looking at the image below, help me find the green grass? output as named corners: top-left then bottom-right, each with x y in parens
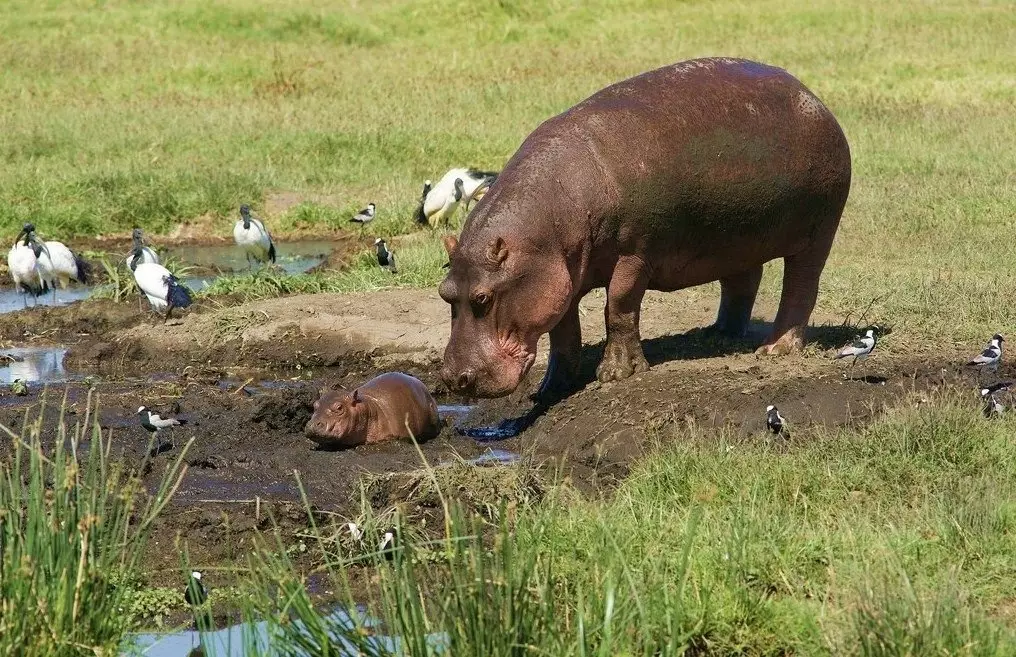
top-left (238, 391), bottom-right (1016, 655)
top-left (0, 392), bottom-right (190, 655)
top-left (1, 0), bottom-right (1012, 340)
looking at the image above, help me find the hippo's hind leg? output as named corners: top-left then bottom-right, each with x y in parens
top-left (597, 255), bottom-right (650, 383)
top-left (713, 265), bottom-right (764, 338)
top-left (757, 223), bottom-right (838, 356)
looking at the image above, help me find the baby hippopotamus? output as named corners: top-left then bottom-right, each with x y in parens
top-left (304, 372), bottom-right (441, 449)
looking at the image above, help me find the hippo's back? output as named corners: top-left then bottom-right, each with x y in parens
top-left (362, 373), bottom-right (440, 439)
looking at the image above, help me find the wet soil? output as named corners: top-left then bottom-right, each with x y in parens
top-left (0, 281), bottom-right (1003, 625)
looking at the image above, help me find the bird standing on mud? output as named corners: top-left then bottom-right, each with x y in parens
top-left (967, 333), bottom-right (1004, 373)
top-left (765, 405), bottom-right (789, 438)
top-left (138, 405), bottom-right (187, 452)
top-left (233, 205), bottom-right (276, 269)
top-left (7, 224), bottom-right (47, 307)
top-left (834, 327), bottom-right (878, 377)
top-left (374, 238), bottom-right (397, 274)
top-left (350, 202), bottom-right (376, 226)
top-left (130, 260), bottom-right (193, 321)
top-left (980, 381), bottom-right (1010, 419)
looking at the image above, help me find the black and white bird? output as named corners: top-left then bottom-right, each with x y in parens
top-left (233, 205), bottom-right (276, 269)
top-left (138, 405), bottom-right (187, 452)
top-left (419, 168), bottom-right (498, 226)
top-left (184, 571), bottom-right (207, 606)
top-left (765, 405), bottom-right (788, 437)
top-left (374, 238), bottom-right (397, 274)
top-left (378, 526), bottom-right (397, 561)
top-left (422, 178), bottom-right (465, 227)
top-left (126, 228), bottom-right (160, 270)
top-left (7, 226), bottom-right (47, 307)
top-left (344, 522), bottom-right (364, 543)
top-left (130, 261), bottom-right (193, 321)
top-left (834, 327), bottom-right (878, 375)
top-left (350, 202), bottom-right (376, 225)
top-left (35, 237), bottom-right (91, 303)
top-left (414, 181), bottom-right (433, 226)
top-left (967, 333), bottom-right (1004, 372)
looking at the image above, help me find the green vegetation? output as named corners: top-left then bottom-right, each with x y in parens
top-left (2, 0), bottom-right (1015, 654)
top-left (238, 392), bottom-right (1016, 654)
top-left (1, 0), bottom-right (1012, 339)
top-left (0, 394), bottom-right (189, 655)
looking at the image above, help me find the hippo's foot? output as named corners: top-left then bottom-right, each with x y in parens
top-left (596, 341), bottom-right (650, 383)
top-left (755, 327), bottom-right (806, 356)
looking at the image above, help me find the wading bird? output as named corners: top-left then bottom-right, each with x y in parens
top-left (184, 571), bottom-right (213, 633)
top-left (233, 205), bottom-right (276, 269)
top-left (967, 333), bottom-right (1004, 373)
top-left (374, 238), bottom-right (397, 274)
top-left (7, 227), bottom-right (47, 307)
top-left (980, 381), bottom-right (1010, 419)
top-left (350, 202), bottom-right (376, 226)
top-left (126, 228), bottom-right (159, 269)
top-left (35, 237), bottom-right (91, 304)
top-left (130, 261), bottom-right (193, 321)
top-left (425, 178), bottom-right (465, 227)
top-left (138, 405), bottom-right (187, 452)
top-left (834, 327), bottom-right (878, 377)
top-left (765, 405), bottom-right (789, 438)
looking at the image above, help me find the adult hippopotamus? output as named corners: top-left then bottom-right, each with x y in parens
top-left (304, 373), bottom-right (440, 448)
top-left (439, 57), bottom-right (851, 400)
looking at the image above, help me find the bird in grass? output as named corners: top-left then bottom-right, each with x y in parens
top-left (233, 205), bottom-right (276, 269)
top-left (374, 238), bottom-right (397, 274)
top-left (344, 522), bottom-right (364, 543)
top-left (35, 237), bottom-right (91, 304)
top-left (184, 571), bottom-right (213, 632)
top-left (130, 261), bottom-right (193, 321)
top-left (138, 405), bottom-right (187, 452)
top-left (980, 381), bottom-right (1010, 419)
top-left (967, 333), bottom-right (1004, 373)
top-left (7, 226), bottom-right (47, 307)
top-left (423, 178), bottom-right (465, 227)
top-left (414, 181), bottom-right (433, 226)
top-left (834, 327), bottom-right (878, 376)
top-left (378, 526), bottom-right (398, 561)
top-left (765, 405), bottom-right (789, 438)
top-left (420, 168), bottom-right (498, 226)
top-left (350, 203), bottom-right (376, 226)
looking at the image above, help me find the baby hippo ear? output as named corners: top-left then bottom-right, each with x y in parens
top-left (351, 389), bottom-right (361, 405)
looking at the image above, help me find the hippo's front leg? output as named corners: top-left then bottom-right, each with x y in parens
top-left (533, 300), bottom-right (583, 403)
top-left (596, 256), bottom-right (650, 383)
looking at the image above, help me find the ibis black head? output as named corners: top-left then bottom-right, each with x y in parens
top-left (453, 178), bottom-right (464, 201)
top-left (239, 204), bottom-right (251, 218)
top-left (131, 227), bottom-right (143, 240)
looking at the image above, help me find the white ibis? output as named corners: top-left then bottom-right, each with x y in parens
top-left (35, 239), bottom-right (91, 303)
top-left (130, 261), bottom-right (193, 321)
top-left (7, 225), bottom-right (47, 307)
top-left (126, 228), bottom-right (160, 269)
top-left (420, 168), bottom-right (498, 225)
top-left (233, 205), bottom-right (276, 269)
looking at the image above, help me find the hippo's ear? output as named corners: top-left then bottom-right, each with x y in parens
top-left (351, 389), bottom-right (361, 405)
top-left (486, 236), bottom-right (508, 267)
top-left (442, 235), bottom-right (458, 258)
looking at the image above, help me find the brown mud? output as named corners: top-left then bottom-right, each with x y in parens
top-left (0, 281), bottom-right (1002, 625)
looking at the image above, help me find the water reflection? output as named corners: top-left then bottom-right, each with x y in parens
top-left (0, 347), bottom-right (69, 384)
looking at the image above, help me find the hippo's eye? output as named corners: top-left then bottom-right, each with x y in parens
top-left (470, 291), bottom-right (491, 317)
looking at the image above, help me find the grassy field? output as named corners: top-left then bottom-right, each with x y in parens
top-left (4, 0), bottom-right (1016, 654)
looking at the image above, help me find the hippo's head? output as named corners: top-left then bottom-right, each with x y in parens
top-left (304, 387), bottom-right (367, 447)
top-left (439, 232), bottom-right (572, 397)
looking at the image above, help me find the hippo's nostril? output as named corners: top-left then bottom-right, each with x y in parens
top-left (456, 369), bottom-right (476, 392)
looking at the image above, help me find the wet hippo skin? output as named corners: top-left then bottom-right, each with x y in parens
top-left (305, 372), bottom-right (440, 448)
top-left (438, 57), bottom-right (851, 400)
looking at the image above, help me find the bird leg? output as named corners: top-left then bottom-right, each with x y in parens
top-left (164, 304), bottom-right (175, 323)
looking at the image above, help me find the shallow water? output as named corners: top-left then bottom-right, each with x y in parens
top-left (166, 241), bottom-right (332, 276)
top-left (0, 346), bottom-right (72, 384)
top-left (126, 607), bottom-right (444, 656)
top-left (0, 240), bottom-right (333, 316)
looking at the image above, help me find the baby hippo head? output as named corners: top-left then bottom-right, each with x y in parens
top-left (304, 387), bottom-right (367, 448)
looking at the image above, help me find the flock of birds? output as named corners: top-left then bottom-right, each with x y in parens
top-left (764, 329), bottom-right (1009, 438)
top-left (5, 165), bottom-right (498, 321)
